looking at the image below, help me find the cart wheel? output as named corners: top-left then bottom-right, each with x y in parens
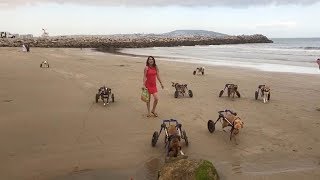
top-left (151, 131), bottom-right (159, 147)
top-left (111, 94), bottom-right (115, 102)
top-left (182, 130), bottom-right (189, 146)
top-left (268, 93), bottom-right (271, 100)
top-left (174, 91), bottom-right (179, 98)
top-left (207, 120), bottom-right (215, 133)
top-left (255, 91), bottom-right (258, 100)
top-left (236, 91), bottom-right (241, 98)
top-left (47, 64), bottom-right (49, 68)
top-left (95, 94), bottom-right (99, 103)
top-left (202, 71), bottom-right (204, 75)
top-left (193, 71), bottom-right (196, 75)
top-left (188, 90), bottom-right (193, 98)
top-left (40, 64), bottom-right (42, 68)
top-left (219, 90), bottom-right (224, 97)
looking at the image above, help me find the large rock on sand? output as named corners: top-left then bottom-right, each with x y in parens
top-left (158, 156), bottom-right (219, 180)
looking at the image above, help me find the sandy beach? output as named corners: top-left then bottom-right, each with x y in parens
top-left (1, 47), bottom-right (320, 180)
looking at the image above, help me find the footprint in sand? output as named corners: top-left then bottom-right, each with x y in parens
top-left (231, 163), bottom-right (242, 174)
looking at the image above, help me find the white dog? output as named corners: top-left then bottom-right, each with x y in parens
top-left (262, 86), bottom-right (270, 103)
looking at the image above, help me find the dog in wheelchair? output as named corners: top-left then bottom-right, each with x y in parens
top-left (95, 86), bottom-right (115, 106)
top-left (40, 61), bottom-right (49, 68)
top-left (219, 84), bottom-right (241, 98)
top-left (193, 67), bottom-right (205, 75)
top-left (208, 110), bottom-right (244, 144)
top-left (171, 82), bottom-right (193, 98)
top-left (151, 119), bottom-right (189, 157)
top-left (255, 85), bottom-right (271, 103)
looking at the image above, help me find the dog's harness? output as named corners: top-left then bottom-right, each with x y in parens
top-left (263, 89), bottom-right (270, 93)
top-left (219, 110), bottom-right (239, 129)
top-left (224, 84), bottom-right (238, 91)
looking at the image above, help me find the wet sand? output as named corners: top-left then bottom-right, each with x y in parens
top-left (0, 47), bottom-right (320, 180)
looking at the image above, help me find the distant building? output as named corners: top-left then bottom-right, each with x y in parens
top-left (20, 34), bottom-right (33, 39)
top-left (0, 32), bottom-right (16, 38)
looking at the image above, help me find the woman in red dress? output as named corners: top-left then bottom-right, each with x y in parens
top-left (143, 56), bottom-right (164, 117)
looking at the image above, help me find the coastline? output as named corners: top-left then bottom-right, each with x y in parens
top-left (95, 47), bottom-right (320, 76)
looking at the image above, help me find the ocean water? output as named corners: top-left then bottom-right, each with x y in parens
top-left (120, 38), bottom-right (320, 74)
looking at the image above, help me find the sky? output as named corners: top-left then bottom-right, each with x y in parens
top-left (0, 0), bottom-right (319, 38)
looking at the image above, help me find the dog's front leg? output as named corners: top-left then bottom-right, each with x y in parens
top-left (234, 136), bottom-right (238, 145)
top-left (102, 96), bottom-right (106, 106)
top-left (229, 129), bottom-right (234, 141)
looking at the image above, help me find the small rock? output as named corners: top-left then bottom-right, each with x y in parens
top-left (159, 157), bottom-right (219, 180)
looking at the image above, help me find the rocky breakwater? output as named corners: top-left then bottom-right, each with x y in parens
top-left (0, 34), bottom-right (272, 48)
top-left (158, 156), bottom-right (219, 180)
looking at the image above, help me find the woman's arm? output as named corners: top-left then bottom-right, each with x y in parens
top-left (156, 67), bottom-right (164, 89)
top-left (143, 66), bottom-right (148, 88)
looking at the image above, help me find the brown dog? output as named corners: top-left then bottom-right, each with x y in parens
top-left (222, 112), bottom-right (244, 143)
top-left (167, 125), bottom-right (182, 157)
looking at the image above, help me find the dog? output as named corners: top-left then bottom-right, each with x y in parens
top-left (221, 111), bottom-right (244, 143)
top-left (226, 84), bottom-right (238, 98)
top-left (172, 82), bottom-right (188, 95)
top-left (40, 61), bottom-right (49, 68)
top-left (193, 67), bottom-right (205, 75)
top-left (258, 85), bottom-right (271, 103)
top-left (98, 86), bottom-right (112, 106)
top-left (167, 125), bottom-right (182, 157)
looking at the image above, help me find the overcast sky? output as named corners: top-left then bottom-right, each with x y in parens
top-left (1, 0), bottom-right (319, 38)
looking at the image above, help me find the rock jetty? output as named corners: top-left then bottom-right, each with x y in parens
top-left (0, 34), bottom-right (272, 48)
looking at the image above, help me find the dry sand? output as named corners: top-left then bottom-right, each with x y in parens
top-left (0, 47), bottom-right (320, 180)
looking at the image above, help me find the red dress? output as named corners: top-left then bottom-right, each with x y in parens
top-left (145, 66), bottom-right (158, 94)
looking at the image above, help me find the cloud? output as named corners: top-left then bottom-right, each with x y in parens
top-left (0, 0), bottom-right (320, 8)
top-left (256, 21), bottom-right (298, 28)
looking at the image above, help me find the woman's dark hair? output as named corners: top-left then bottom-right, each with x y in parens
top-left (146, 56), bottom-right (157, 67)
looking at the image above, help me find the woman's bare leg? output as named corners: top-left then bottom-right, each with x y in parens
top-left (146, 93), bottom-right (151, 116)
top-left (151, 93), bottom-right (159, 115)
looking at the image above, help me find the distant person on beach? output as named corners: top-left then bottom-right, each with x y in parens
top-left (22, 44), bottom-right (27, 52)
top-left (143, 56), bottom-right (164, 117)
top-left (26, 44), bottom-right (30, 52)
top-left (317, 58), bottom-right (320, 70)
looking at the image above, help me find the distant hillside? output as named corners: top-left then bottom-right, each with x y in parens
top-left (163, 30), bottom-right (228, 37)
